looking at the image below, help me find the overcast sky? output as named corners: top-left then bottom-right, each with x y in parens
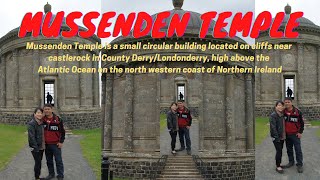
top-left (0, 0), bottom-right (319, 45)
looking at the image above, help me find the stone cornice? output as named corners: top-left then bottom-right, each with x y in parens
top-left (0, 25), bottom-right (101, 49)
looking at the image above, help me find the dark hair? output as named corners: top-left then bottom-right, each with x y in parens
top-left (170, 102), bottom-right (177, 108)
top-left (275, 100), bottom-right (284, 107)
top-left (43, 103), bottom-right (53, 108)
top-left (34, 107), bottom-right (43, 114)
top-left (177, 100), bottom-right (184, 103)
top-left (284, 97), bottom-right (293, 102)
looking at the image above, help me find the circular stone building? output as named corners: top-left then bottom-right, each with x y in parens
top-left (0, 3), bottom-right (101, 129)
top-left (101, 0), bottom-right (255, 179)
top-left (255, 4), bottom-right (320, 119)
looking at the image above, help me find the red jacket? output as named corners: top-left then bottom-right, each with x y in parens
top-left (177, 107), bottom-right (192, 128)
top-left (43, 114), bottom-right (65, 144)
top-left (284, 106), bottom-right (304, 135)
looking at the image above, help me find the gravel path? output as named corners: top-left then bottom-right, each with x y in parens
top-left (0, 135), bottom-right (96, 180)
top-left (255, 127), bottom-right (320, 180)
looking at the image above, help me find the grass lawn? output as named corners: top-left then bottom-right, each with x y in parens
top-left (0, 124), bottom-right (27, 170)
top-left (255, 117), bottom-right (270, 145)
top-left (310, 120), bottom-right (320, 126)
top-left (73, 129), bottom-right (101, 179)
top-left (160, 114), bottom-right (167, 132)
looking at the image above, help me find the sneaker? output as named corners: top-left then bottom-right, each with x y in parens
top-left (276, 167), bottom-right (284, 174)
top-left (176, 148), bottom-right (185, 152)
top-left (187, 150), bottom-right (191, 155)
top-left (282, 162), bottom-right (294, 169)
top-left (171, 150), bottom-right (177, 155)
top-left (44, 175), bottom-right (55, 180)
top-left (297, 166), bottom-right (303, 173)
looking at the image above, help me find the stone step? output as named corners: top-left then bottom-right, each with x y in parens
top-left (304, 120), bottom-right (312, 127)
top-left (165, 162), bottom-right (195, 166)
top-left (164, 166), bottom-right (197, 170)
top-left (161, 171), bottom-right (200, 175)
top-left (166, 159), bottom-right (194, 163)
top-left (64, 126), bottom-right (73, 135)
top-left (157, 178), bottom-right (202, 180)
top-left (159, 174), bottom-right (203, 178)
top-left (163, 168), bottom-right (199, 172)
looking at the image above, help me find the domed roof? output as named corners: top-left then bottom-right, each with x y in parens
top-left (275, 4), bottom-right (319, 29)
top-left (0, 2), bottom-right (99, 47)
top-left (111, 0), bottom-right (245, 44)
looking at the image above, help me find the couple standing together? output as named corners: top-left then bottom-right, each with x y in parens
top-left (167, 100), bottom-right (192, 155)
top-left (270, 97), bottom-right (304, 174)
top-left (28, 104), bottom-right (66, 180)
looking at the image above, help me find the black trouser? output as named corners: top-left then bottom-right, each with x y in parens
top-left (286, 134), bottom-right (303, 166)
top-left (178, 127), bottom-right (191, 151)
top-left (31, 150), bottom-right (44, 178)
top-left (169, 130), bottom-right (177, 151)
top-left (45, 144), bottom-right (64, 178)
top-left (272, 140), bottom-right (284, 167)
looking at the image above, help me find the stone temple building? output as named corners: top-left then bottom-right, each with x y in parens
top-left (0, 3), bottom-right (101, 129)
top-left (101, 0), bottom-right (255, 179)
top-left (256, 4), bottom-right (320, 119)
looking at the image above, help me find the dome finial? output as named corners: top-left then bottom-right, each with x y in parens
top-left (285, 4), bottom-right (291, 14)
top-left (44, 2), bottom-right (52, 13)
top-left (172, 0), bottom-right (184, 10)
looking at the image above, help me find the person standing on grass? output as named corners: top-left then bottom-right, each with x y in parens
top-left (28, 107), bottom-right (45, 180)
top-left (43, 104), bottom-right (66, 180)
top-left (176, 100), bottom-right (192, 155)
top-left (269, 100), bottom-right (285, 174)
top-left (282, 97), bottom-right (304, 173)
top-left (167, 102), bottom-right (179, 155)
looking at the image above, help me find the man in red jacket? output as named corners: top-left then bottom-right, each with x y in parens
top-left (43, 104), bottom-right (65, 180)
top-left (176, 100), bottom-right (192, 155)
top-left (282, 97), bottom-right (304, 173)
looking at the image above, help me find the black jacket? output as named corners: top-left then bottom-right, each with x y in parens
top-left (270, 111), bottom-right (285, 142)
top-left (27, 117), bottom-right (44, 152)
top-left (167, 111), bottom-right (178, 131)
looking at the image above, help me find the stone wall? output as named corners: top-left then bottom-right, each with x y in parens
top-left (0, 113), bottom-right (32, 125)
top-left (0, 111), bottom-right (101, 129)
top-left (110, 159), bottom-right (160, 180)
top-left (196, 160), bottom-right (255, 180)
top-left (60, 111), bottom-right (101, 129)
top-left (255, 106), bottom-right (274, 118)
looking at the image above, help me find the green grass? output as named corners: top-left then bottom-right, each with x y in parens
top-left (160, 114), bottom-right (167, 132)
top-left (310, 120), bottom-right (320, 126)
top-left (0, 124), bottom-right (27, 170)
top-left (255, 117), bottom-right (270, 145)
top-left (73, 129), bottom-right (101, 180)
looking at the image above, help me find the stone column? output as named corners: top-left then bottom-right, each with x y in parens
top-left (12, 50), bottom-right (19, 107)
top-left (274, 50), bottom-right (282, 100)
top-left (79, 50), bottom-right (86, 107)
top-left (57, 50), bottom-right (66, 109)
top-left (225, 74), bottom-right (236, 152)
top-left (297, 43), bottom-right (304, 105)
top-left (103, 73), bottom-right (113, 151)
top-left (124, 72), bottom-right (134, 152)
top-left (0, 55), bottom-right (6, 107)
top-left (245, 74), bottom-right (254, 152)
top-left (195, 62), bottom-right (204, 151)
top-left (255, 49), bottom-right (261, 101)
top-left (101, 73), bottom-right (106, 149)
top-left (33, 49), bottom-right (41, 106)
top-left (93, 57), bottom-right (99, 107)
top-left (317, 46), bottom-right (320, 101)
